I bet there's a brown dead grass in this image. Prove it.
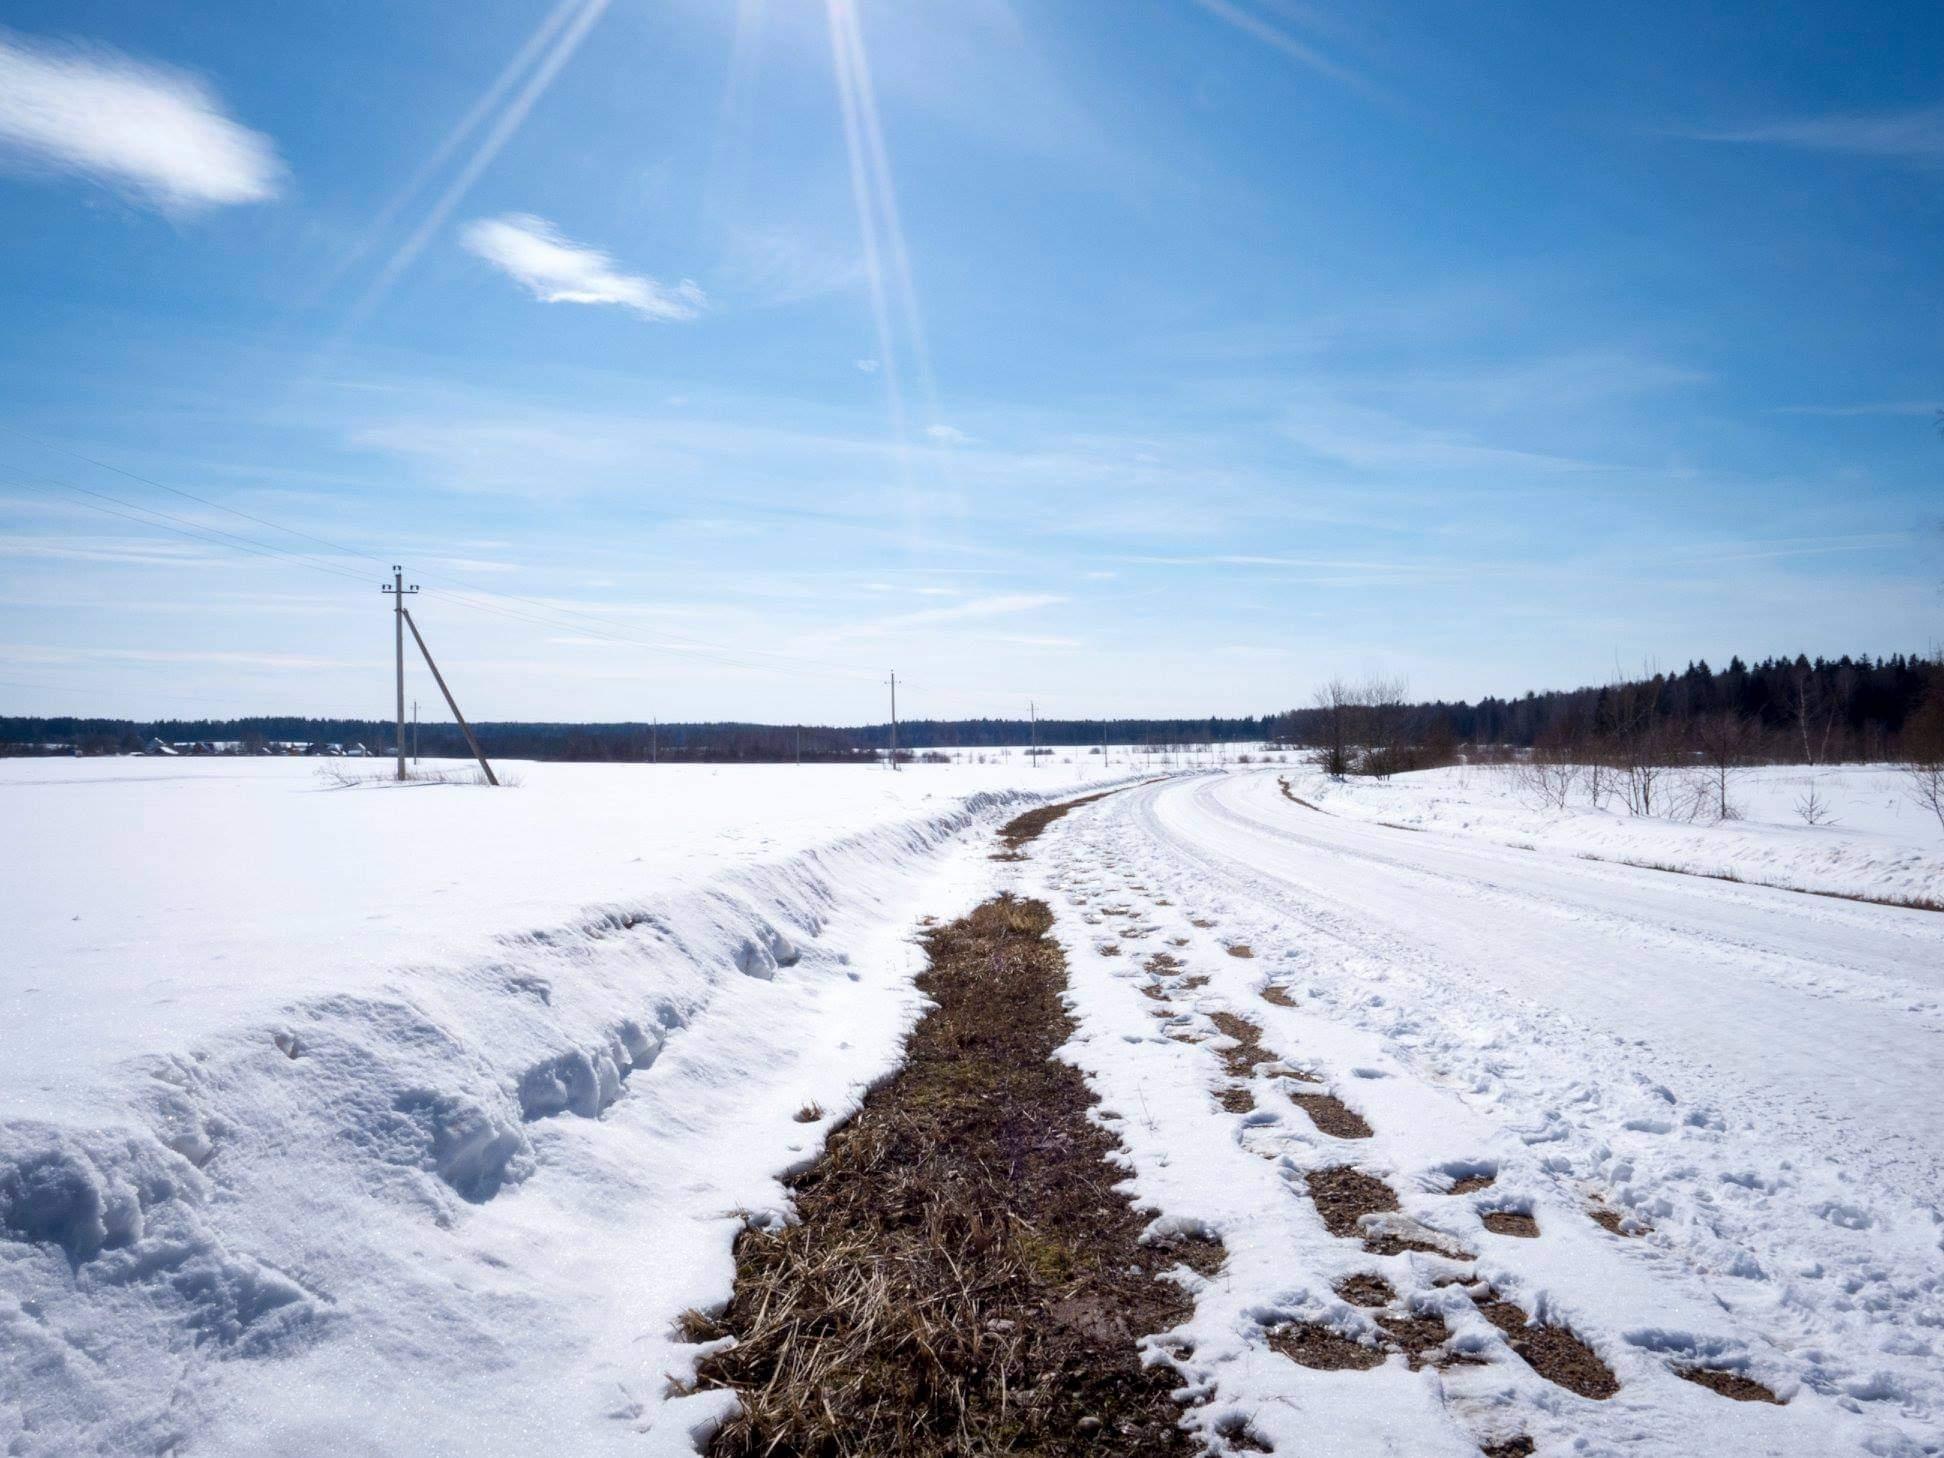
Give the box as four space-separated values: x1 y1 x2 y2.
1449 1173 1495 1195
1258 984 1297 1008
691 896 1196 1456
990 788 1124 858
1225 943 1255 959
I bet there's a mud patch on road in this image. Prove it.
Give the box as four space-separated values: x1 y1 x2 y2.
1303 1166 1399 1240
1335 1273 1396 1307
1208 1012 1272 1077
1481 1211 1539 1238
1266 1321 1385 1371
1473 1291 1618 1399
1289 1091 1374 1140
690 895 1195 1455
1677 1367 1783 1404
1589 1202 1648 1237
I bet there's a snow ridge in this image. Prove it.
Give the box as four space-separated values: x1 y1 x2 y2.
0 781 1096 1457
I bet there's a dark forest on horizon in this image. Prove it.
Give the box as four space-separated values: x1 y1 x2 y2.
3 652 1938 764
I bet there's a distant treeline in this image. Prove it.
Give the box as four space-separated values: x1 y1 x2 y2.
0 714 1279 761
3 655 1935 764
1274 653 1941 766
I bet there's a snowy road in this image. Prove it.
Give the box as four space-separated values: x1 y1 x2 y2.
1025 770 1944 1456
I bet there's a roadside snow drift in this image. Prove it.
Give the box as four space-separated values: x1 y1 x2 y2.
0 757 1131 1457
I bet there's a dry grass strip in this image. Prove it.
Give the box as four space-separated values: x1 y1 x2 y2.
690 895 1197 1456
990 787 1130 859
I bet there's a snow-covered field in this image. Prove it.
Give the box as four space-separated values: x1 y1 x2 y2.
0 754 1131 1457
1024 771 1944 1456
1288 761 1944 907
5 755 1942 1456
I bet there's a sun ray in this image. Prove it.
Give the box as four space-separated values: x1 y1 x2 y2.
336 0 613 339
315 0 587 302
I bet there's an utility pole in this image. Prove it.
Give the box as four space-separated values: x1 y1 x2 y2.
399 606 497 786
887 670 899 770
381 566 418 781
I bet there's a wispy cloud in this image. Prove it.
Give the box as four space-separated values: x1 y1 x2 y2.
0 31 282 212
1280 399 1603 473
1188 0 1371 95
818 592 1066 643
1769 400 1939 418
925 424 972 445
720 224 864 305
1681 104 1944 161
461 214 704 320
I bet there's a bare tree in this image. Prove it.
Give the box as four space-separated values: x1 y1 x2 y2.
1604 669 1669 817
1789 662 1838 766
1311 678 1356 780
1361 674 1410 778
1692 711 1753 822
1901 679 1944 833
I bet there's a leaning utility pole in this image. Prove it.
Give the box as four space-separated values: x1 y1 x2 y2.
887 670 899 770
381 566 418 781
400 606 497 786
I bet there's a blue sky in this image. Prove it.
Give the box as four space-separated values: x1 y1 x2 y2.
0 0 1938 724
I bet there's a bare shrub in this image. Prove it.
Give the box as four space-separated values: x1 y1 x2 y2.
1511 731 1579 811
1794 781 1836 827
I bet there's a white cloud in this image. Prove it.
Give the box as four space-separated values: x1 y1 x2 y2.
1683 105 1944 161
461 213 704 320
925 423 972 445
854 358 881 372
0 32 282 212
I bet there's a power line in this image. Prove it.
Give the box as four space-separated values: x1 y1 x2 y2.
1 468 377 586
0 424 384 566
0 434 1100 710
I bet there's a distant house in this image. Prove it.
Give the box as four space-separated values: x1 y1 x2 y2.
144 737 178 756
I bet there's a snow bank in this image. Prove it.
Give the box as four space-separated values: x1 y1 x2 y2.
0 757 1132 1456
1288 762 1944 906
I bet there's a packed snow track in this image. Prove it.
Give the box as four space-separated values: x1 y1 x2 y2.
1021 769 1944 1457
